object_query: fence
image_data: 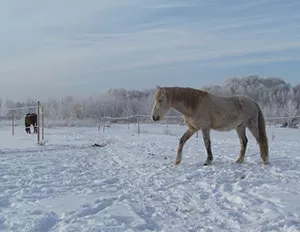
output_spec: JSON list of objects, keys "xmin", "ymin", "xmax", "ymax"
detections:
[
  {"xmin": 99, "ymin": 114, "xmax": 183, "ymax": 133},
  {"xmin": 0, "ymin": 101, "xmax": 45, "ymax": 145},
  {"xmin": 2, "ymin": 107, "xmax": 298, "ymax": 140},
  {"xmin": 265, "ymin": 115, "xmax": 300, "ymax": 128},
  {"xmin": 98, "ymin": 114, "xmax": 300, "ymax": 135}
]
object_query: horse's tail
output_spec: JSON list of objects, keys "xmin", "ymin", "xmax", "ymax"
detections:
[{"xmin": 257, "ymin": 104, "xmax": 269, "ymax": 164}]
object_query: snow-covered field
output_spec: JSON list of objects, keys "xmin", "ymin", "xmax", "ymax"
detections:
[{"xmin": 0, "ymin": 123, "xmax": 300, "ymax": 232}]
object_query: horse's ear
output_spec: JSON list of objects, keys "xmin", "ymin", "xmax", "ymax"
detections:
[{"xmin": 157, "ymin": 85, "xmax": 162, "ymax": 89}]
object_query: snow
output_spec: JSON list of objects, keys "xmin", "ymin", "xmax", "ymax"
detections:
[{"xmin": 0, "ymin": 123, "xmax": 300, "ymax": 232}]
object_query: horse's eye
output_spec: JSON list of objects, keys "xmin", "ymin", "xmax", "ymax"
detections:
[{"xmin": 158, "ymin": 100, "xmax": 162, "ymax": 103}]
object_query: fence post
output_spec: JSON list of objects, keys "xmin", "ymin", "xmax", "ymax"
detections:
[
  {"xmin": 137, "ymin": 114, "xmax": 140, "ymax": 134},
  {"xmin": 102, "ymin": 116, "xmax": 106, "ymax": 132},
  {"xmin": 128, "ymin": 116, "xmax": 130, "ymax": 129},
  {"xmin": 12, "ymin": 111, "xmax": 15, "ymax": 136},
  {"xmin": 37, "ymin": 101, "xmax": 40, "ymax": 145},
  {"xmin": 98, "ymin": 118, "xmax": 101, "ymax": 131},
  {"xmin": 41, "ymin": 107, "xmax": 44, "ymax": 141}
]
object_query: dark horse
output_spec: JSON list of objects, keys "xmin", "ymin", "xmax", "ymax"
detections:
[{"xmin": 25, "ymin": 113, "xmax": 37, "ymax": 134}]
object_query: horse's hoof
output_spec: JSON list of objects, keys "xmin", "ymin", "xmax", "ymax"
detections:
[
  {"xmin": 175, "ymin": 160, "xmax": 181, "ymax": 165},
  {"xmin": 203, "ymin": 160, "xmax": 212, "ymax": 166},
  {"xmin": 235, "ymin": 161, "xmax": 244, "ymax": 164},
  {"xmin": 234, "ymin": 158, "xmax": 244, "ymax": 164}
]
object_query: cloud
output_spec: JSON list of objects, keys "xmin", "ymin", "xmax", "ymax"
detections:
[{"xmin": 1, "ymin": 0, "xmax": 300, "ymax": 100}]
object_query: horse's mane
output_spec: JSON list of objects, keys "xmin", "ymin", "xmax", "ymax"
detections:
[{"xmin": 165, "ymin": 87, "xmax": 208, "ymax": 110}]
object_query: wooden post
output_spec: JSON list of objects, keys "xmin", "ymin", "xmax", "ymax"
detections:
[
  {"xmin": 98, "ymin": 119, "xmax": 101, "ymax": 131},
  {"xmin": 41, "ymin": 107, "xmax": 44, "ymax": 141},
  {"xmin": 37, "ymin": 101, "xmax": 40, "ymax": 145},
  {"xmin": 12, "ymin": 111, "xmax": 15, "ymax": 136},
  {"xmin": 128, "ymin": 116, "xmax": 130, "ymax": 129},
  {"xmin": 165, "ymin": 116, "xmax": 169, "ymax": 135},
  {"xmin": 137, "ymin": 114, "xmax": 140, "ymax": 134},
  {"xmin": 102, "ymin": 117, "xmax": 106, "ymax": 132}
]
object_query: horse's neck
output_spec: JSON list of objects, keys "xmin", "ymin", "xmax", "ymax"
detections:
[
  {"xmin": 170, "ymin": 101, "xmax": 191, "ymax": 116},
  {"xmin": 167, "ymin": 89, "xmax": 195, "ymax": 116}
]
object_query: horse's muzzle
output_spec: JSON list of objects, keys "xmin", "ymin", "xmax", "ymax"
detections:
[{"xmin": 152, "ymin": 116, "xmax": 160, "ymax": 121}]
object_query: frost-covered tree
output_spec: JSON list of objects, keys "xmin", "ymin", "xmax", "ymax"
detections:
[
  {"xmin": 284, "ymin": 99, "xmax": 298, "ymax": 117},
  {"xmin": 1, "ymin": 76, "xmax": 300, "ymax": 126}
]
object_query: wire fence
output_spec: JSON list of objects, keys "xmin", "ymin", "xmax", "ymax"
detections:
[
  {"xmin": 1, "ymin": 106, "xmax": 299, "ymax": 139},
  {"xmin": 0, "ymin": 101, "xmax": 45, "ymax": 145},
  {"xmin": 98, "ymin": 114, "xmax": 300, "ymax": 135}
]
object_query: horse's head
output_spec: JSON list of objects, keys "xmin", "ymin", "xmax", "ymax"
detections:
[{"xmin": 151, "ymin": 86, "xmax": 170, "ymax": 121}]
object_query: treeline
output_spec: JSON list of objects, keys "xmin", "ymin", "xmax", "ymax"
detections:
[
  {"xmin": 203, "ymin": 76, "xmax": 300, "ymax": 118},
  {"xmin": 1, "ymin": 76, "xmax": 299, "ymax": 123}
]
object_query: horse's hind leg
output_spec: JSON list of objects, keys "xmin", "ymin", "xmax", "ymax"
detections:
[
  {"xmin": 202, "ymin": 128, "xmax": 213, "ymax": 165},
  {"xmin": 175, "ymin": 128, "xmax": 195, "ymax": 165},
  {"xmin": 235, "ymin": 123, "xmax": 248, "ymax": 163},
  {"xmin": 25, "ymin": 122, "xmax": 30, "ymax": 133},
  {"xmin": 247, "ymin": 119, "xmax": 269, "ymax": 164}
]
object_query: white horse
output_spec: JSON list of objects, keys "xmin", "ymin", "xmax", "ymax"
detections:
[{"xmin": 151, "ymin": 86, "xmax": 269, "ymax": 166}]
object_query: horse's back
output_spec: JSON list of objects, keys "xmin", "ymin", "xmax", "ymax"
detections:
[
  {"xmin": 231, "ymin": 95, "xmax": 260, "ymax": 118},
  {"xmin": 25, "ymin": 113, "xmax": 37, "ymax": 124},
  {"xmin": 207, "ymin": 94, "xmax": 259, "ymax": 131}
]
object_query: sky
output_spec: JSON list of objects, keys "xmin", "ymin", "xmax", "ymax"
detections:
[{"xmin": 1, "ymin": 0, "xmax": 300, "ymax": 101}]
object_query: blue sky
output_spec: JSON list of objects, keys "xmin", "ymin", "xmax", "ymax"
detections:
[{"xmin": 1, "ymin": 0, "xmax": 300, "ymax": 101}]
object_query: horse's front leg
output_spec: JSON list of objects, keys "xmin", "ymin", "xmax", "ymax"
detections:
[
  {"xmin": 202, "ymin": 128, "xmax": 213, "ymax": 165},
  {"xmin": 175, "ymin": 128, "xmax": 196, "ymax": 165}
]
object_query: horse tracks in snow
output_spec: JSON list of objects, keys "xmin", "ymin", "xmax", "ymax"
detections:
[{"xmin": 0, "ymin": 124, "xmax": 300, "ymax": 232}]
